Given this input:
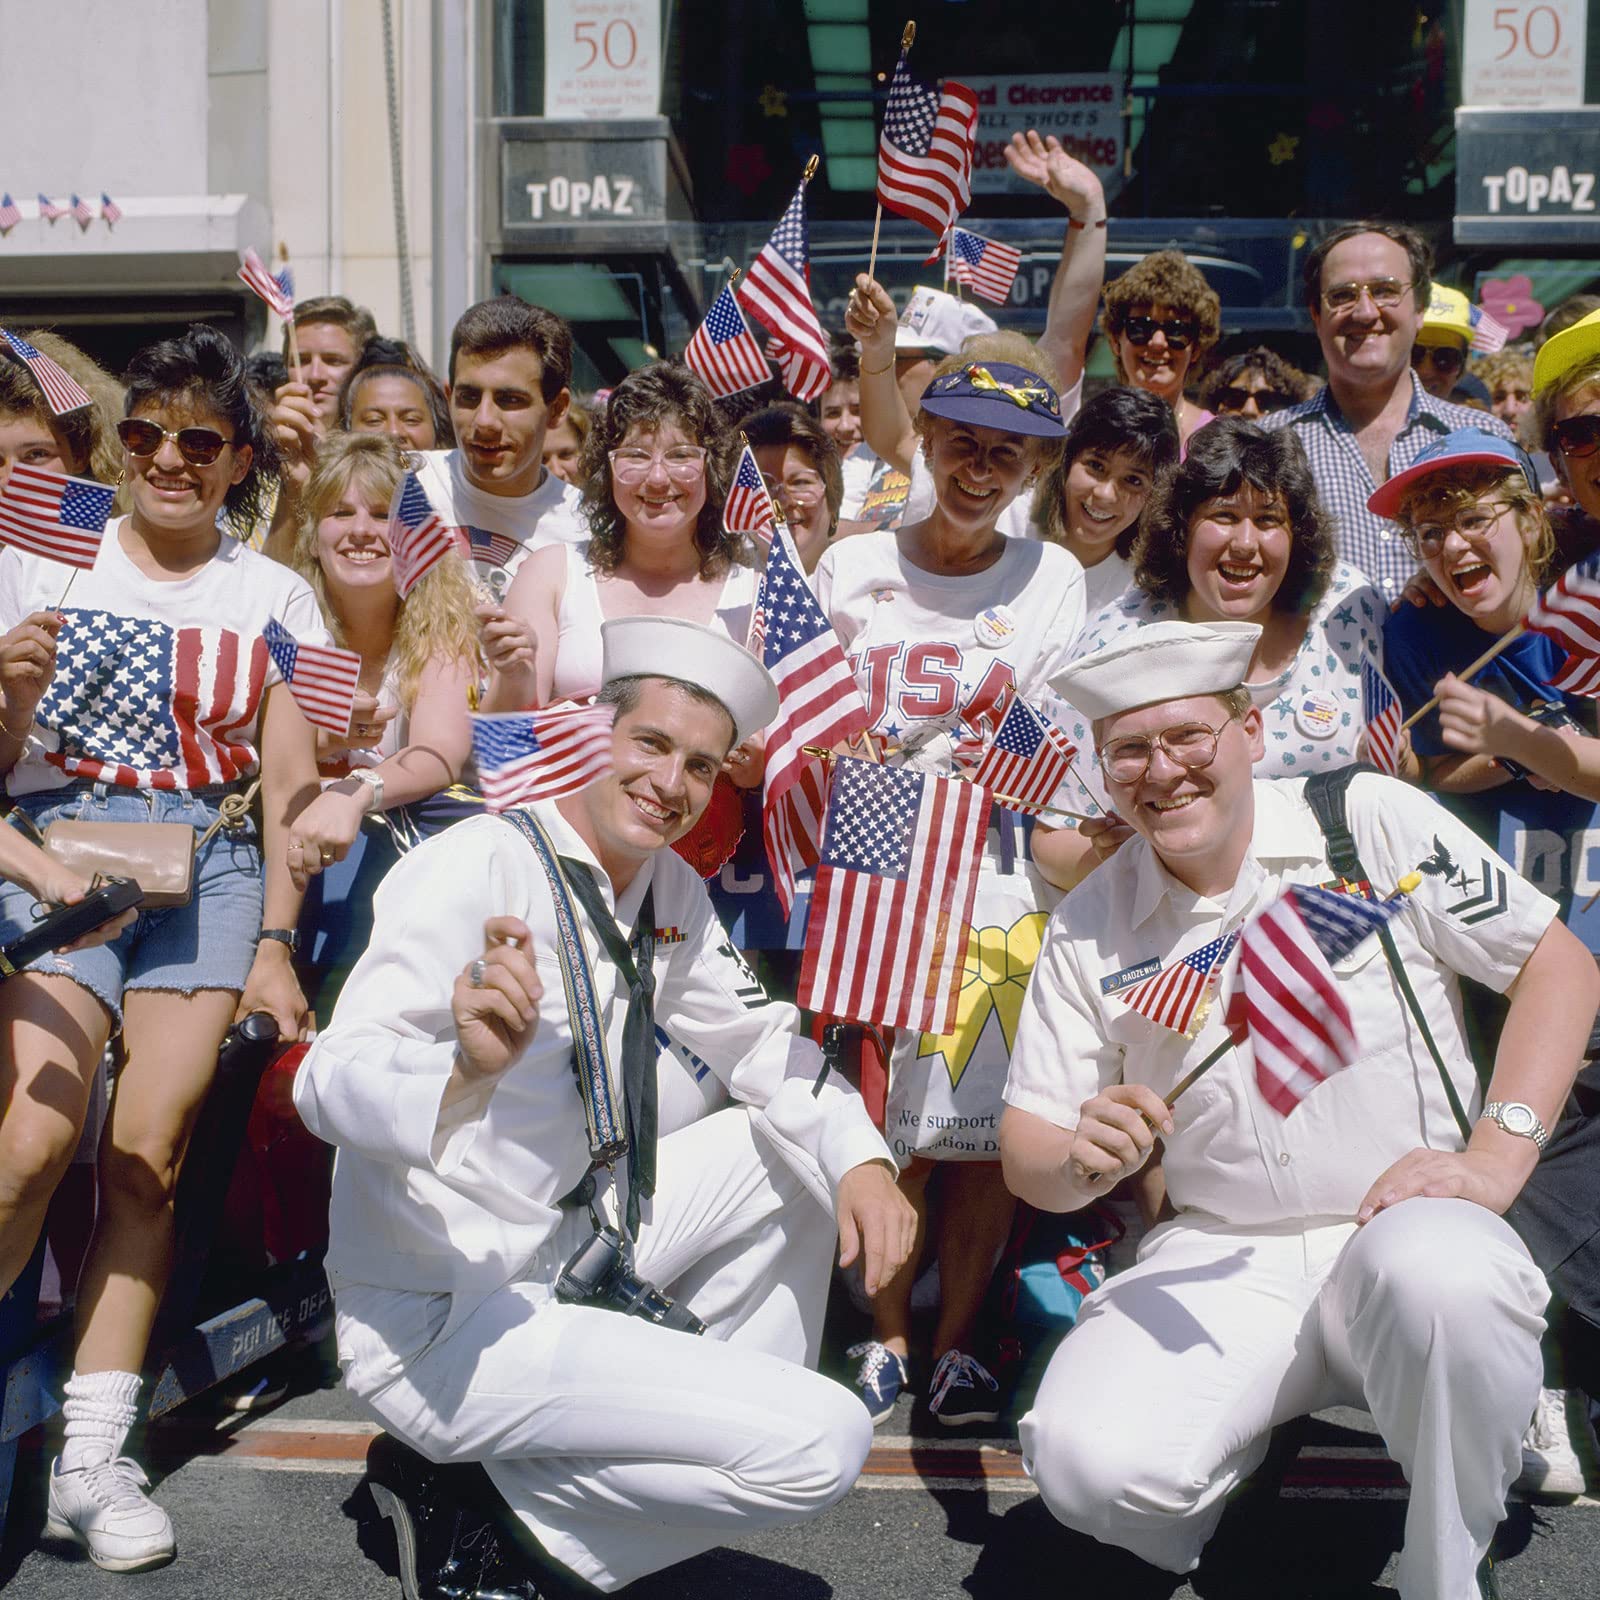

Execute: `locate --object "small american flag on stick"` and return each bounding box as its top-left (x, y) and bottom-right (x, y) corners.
top-left (684, 283), bottom-right (772, 399)
top-left (969, 697), bottom-right (1075, 817)
top-left (1232, 884), bottom-right (1403, 1115)
top-left (0, 194), bottom-right (20, 232)
top-left (1361, 656), bottom-right (1403, 776)
top-left (470, 704), bottom-right (616, 809)
top-left (238, 247), bottom-right (295, 320)
top-left (949, 229), bottom-right (1022, 305)
top-left (0, 464), bottom-right (114, 568)
top-left (99, 193), bottom-right (124, 227)
top-left (388, 472), bottom-right (458, 598)
top-left (799, 756), bottom-right (990, 1034)
top-left (1118, 930), bottom-right (1237, 1037)
top-left (1, 328), bottom-right (93, 416)
top-left (1526, 554), bottom-right (1600, 695)
top-left (37, 194), bottom-right (65, 222)
top-left (876, 53), bottom-right (979, 244)
top-left (262, 619), bottom-right (361, 737)
top-left (69, 194), bottom-right (93, 227)
top-left (736, 178), bottom-right (832, 403)
top-left (724, 444), bottom-right (776, 540)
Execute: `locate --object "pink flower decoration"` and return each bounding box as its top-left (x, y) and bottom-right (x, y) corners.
top-left (1478, 275), bottom-right (1545, 339)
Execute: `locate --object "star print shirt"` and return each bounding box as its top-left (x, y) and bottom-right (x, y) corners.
top-left (0, 519), bottom-right (331, 795)
top-left (1055, 561), bottom-right (1385, 813)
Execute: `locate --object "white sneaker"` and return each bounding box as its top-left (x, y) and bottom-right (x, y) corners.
top-left (45, 1454), bottom-right (176, 1571)
top-left (1516, 1387), bottom-right (1588, 1498)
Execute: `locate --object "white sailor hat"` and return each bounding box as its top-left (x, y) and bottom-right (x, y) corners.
top-left (600, 617), bottom-right (778, 745)
top-left (1050, 620), bottom-right (1261, 722)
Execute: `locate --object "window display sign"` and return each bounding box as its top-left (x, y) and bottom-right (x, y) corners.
top-left (964, 75), bottom-right (1124, 200)
top-left (1462, 0), bottom-right (1586, 107)
top-left (544, 0), bottom-right (661, 120)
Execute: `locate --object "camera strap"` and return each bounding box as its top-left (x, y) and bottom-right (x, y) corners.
top-left (499, 806), bottom-right (657, 1239)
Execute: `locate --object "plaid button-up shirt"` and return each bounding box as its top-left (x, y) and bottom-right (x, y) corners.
top-left (1262, 370), bottom-right (1513, 606)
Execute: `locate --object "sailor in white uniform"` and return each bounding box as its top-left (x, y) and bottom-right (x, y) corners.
top-left (1001, 620), bottom-right (1599, 1600)
top-left (296, 616), bottom-right (915, 1598)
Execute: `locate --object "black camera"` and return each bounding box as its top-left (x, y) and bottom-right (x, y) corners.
top-left (555, 1226), bottom-right (706, 1336)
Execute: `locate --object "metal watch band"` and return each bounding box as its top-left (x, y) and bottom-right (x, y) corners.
top-left (257, 927), bottom-right (299, 955)
top-left (1480, 1101), bottom-right (1549, 1150)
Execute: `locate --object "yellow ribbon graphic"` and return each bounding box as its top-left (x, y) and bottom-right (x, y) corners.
top-left (916, 911), bottom-right (1047, 1090)
top-left (965, 365), bottom-right (1055, 412)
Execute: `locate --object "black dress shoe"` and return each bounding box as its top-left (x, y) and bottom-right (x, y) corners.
top-left (366, 1434), bottom-right (546, 1600)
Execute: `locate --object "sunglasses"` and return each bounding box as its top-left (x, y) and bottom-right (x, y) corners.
top-left (1550, 414), bottom-right (1600, 460)
top-left (1214, 385), bottom-right (1293, 414)
top-left (116, 418), bottom-right (232, 466)
top-left (1122, 316), bottom-right (1198, 351)
top-left (1411, 344), bottom-right (1466, 376)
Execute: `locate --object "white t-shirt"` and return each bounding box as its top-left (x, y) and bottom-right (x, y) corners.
top-left (413, 451), bottom-right (586, 603)
top-left (0, 520), bottom-right (330, 795)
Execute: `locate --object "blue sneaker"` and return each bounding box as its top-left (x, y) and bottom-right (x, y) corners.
top-left (928, 1350), bottom-right (1000, 1427)
top-left (847, 1340), bottom-right (909, 1425)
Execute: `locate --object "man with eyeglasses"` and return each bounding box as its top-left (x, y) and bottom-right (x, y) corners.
top-left (1000, 619), bottom-right (1597, 1600)
top-left (1262, 223), bottom-right (1513, 608)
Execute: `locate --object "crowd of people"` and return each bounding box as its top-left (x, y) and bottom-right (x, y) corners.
top-left (0, 125), bottom-right (1598, 1600)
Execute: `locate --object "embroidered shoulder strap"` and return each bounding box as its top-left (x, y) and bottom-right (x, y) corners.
top-left (498, 807), bottom-right (629, 1169)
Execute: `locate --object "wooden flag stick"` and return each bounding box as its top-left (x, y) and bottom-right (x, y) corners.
top-left (867, 22), bottom-right (917, 281)
top-left (1400, 622), bottom-right (1526, 732)
top-left (279, 247), bottom-right (303, 384)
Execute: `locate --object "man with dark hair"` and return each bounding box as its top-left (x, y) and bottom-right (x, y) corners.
top-left (416, 295), bottom-right (585, 600)
top-left (1263, 222), bottom-right (1512, 607)
top-left (1003, 619), bottom-right (1598, 1600)
top-left (297, 617), bottom-right (913, 1598)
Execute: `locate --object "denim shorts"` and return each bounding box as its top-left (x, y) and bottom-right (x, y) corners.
top-left (0, 783), bottom-right (264, 1029)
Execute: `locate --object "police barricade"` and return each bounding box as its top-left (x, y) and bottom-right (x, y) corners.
top-left (0, 1012), bottom-right (324, 1542)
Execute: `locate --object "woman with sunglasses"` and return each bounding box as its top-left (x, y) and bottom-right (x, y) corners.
top-left (1100, 249), bottom-right (1222, 450)
top-left (1533, 313), bottom-right (1600, 564)
top-left (1200, 346), bottom-right (1318, 422)
top-left (0, 325), bottom-right (325, 1571)
top-left (1378, 430), bottom-right (1592, 876)
top-left (814, 324), bottom-right (1087, 1431)
top-left (1053, 420), bottom-right (1383, 883)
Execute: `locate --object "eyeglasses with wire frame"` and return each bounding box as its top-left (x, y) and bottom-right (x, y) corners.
top-left (1096, 715), bottom-right (1240, 785)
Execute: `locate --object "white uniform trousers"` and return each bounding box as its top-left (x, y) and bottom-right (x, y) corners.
top-left (1018, 1198), bottom-right (1548, 1600)
top-left (334, 1107), bottom-right (856, 1591)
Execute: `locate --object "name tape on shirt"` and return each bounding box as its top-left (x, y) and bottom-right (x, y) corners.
top-left (1100, 956), bottom-right (1161, 995)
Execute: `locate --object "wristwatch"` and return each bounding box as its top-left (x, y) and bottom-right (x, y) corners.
top-left (1480, 1101), bottom-right (1548, 1150)
top-left (344, 767), bottom-right (385, 812)
top-left (257, 927), bottom-right (300, 956)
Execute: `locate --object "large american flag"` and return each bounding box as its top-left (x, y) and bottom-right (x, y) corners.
top-left (949, 229), bottom-right (1022, 305)
top-left (237, 247), bottom-right (295, 320)
top-left (799, 756), bottom-right (990, 1033)
top-left (1119, 930), bottom-right (1237, 1037)
top-left (1361, 655), bottom-right (1403, 775)
top-left (388, 471), bottom-right (458, 598)
top-left (1526, 553), bottom-right (1600, 695)
top-left (876, 54), bottom-right (979, 243)
top-left (684, 283), bottom-right (771, 399)
top-left (37, 194), bottom-right (65, 222)
top-left (0, 464), bottom-right (114, 568)
top-left (760, 526), bottom-right (870, 912)
top-left (0, 194), bottom-right (20, 231)
top-left (470, 704), bottom-right (615, 810)
top-left (262, 619), bottom-right (361, 737)
top-left (969, 697), bottom-right (1075, 816)
top-left (724, 444), bottom-right (776, 541)
top-left (1233, 884), bottom-right (1402, 1116)
top-left (37, 608), bottom-right (272, 788)
top-left (1, 329), bottom-right (94, 416)
top-left (736, 179), bottom-right (831, 403)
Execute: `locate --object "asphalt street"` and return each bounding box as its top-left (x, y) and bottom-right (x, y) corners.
top-left (3, 1342), bottom-right (1597, 1600)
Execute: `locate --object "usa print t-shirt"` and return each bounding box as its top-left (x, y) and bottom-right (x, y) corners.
top-left (0, 519), bottom-right (330, 796)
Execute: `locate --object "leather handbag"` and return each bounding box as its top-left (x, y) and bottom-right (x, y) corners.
top-left (26, 780), bottom-right (260, 910)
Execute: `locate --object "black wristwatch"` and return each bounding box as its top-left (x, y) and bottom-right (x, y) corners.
top-left (257, 927), bottom-right (300, 955)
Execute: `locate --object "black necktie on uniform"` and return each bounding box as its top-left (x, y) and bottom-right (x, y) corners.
top-left (560, 859), bottom-right (657, 1238)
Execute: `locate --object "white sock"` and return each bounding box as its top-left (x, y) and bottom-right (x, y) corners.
top-left (59, 1370), bottom-right (142, 1473)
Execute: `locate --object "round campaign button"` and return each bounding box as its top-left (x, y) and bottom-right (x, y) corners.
top-left (974, 605), bottom-right (1017, 649)
top-left (1295, 691), bottom-right (1341, 741)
